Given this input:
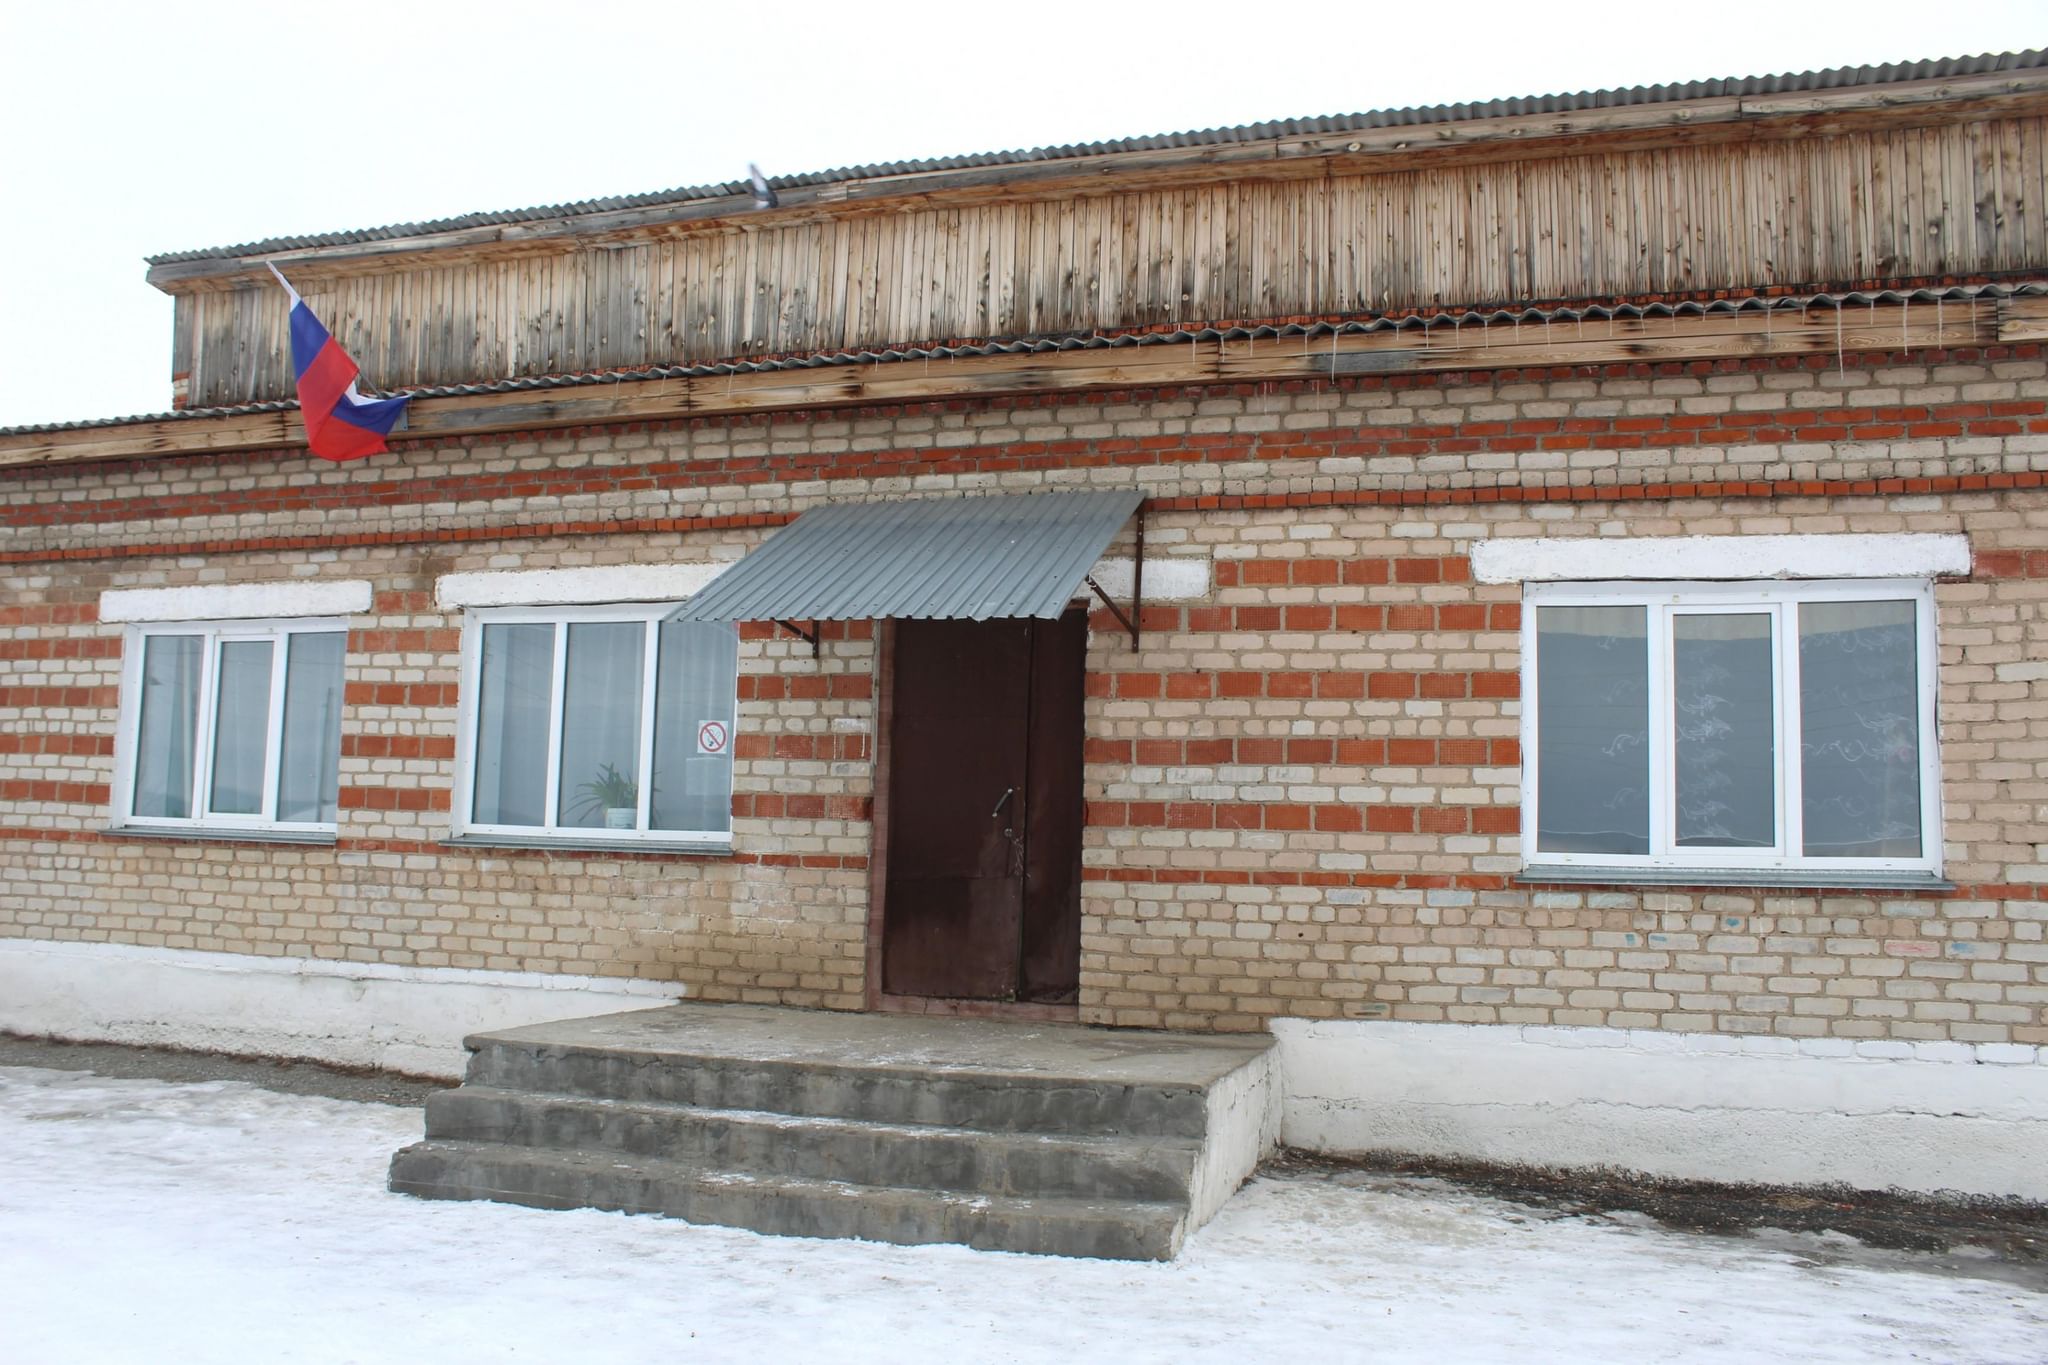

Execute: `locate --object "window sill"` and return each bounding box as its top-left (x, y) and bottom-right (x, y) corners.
top-left (1516, 866), bottom-right (1953, 892)
top-left (440, 833), bottom-right (735, 857)
top-left (103, 825), bottom-right (339, 848)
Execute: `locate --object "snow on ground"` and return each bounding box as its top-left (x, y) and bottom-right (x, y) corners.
top-left (0, 1066), bottom-right (2041, 1365)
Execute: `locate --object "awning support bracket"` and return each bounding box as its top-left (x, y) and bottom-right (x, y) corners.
top-left (1083, 503), bottom-right (1145, 651)
top-left (777, 620), bottom-right (822, 659)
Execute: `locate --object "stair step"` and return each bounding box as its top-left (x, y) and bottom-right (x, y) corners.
top-left (465, 1039), bottom-right (1216, 1138)
top-left (388, 1139), bottom-right (1188, 1261)
top-left (424, 1086), bottom-right (1200, 1203)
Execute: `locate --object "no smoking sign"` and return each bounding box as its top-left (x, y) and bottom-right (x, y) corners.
top-left (695, 720), bottom-right (729, 755)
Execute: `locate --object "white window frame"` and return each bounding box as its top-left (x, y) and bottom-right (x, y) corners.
top-left (451, 602), bottom-right (738, 846)
top-left (111, 616), bottom-right (350, 836)
top-left (1520, 578), bottom-right (1941, 877)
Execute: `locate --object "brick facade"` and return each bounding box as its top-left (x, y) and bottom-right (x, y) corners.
top-left (4, 347), bottom-right (2045, 1043)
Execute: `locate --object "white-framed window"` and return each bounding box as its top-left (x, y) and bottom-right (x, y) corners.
top-left (452, 604), bottom-right (739, 845)
top-left (1521, 579), bottom-right (1940, 877)
top-left (112, 618), bottom-right (349, 835)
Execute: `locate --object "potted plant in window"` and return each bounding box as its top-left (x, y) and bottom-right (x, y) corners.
top-left (574, 763), bottom-right (639, 829)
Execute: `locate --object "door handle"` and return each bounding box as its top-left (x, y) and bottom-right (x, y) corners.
top-left (991, 785), bottom-right (1021, 873)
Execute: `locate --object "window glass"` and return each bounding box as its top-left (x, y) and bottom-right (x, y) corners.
top-left (1799, 600), bottom-right (1921, 858)
top-left (132, 634), bottom-right (203, 819)
top-left (556, 621), bottom-right (646, 830)
top-left (277, 632), bottom-right (346, 824)
top-left (651, 620), bottom-right (739, 833)
top-left (1524, 583), bottom-right (1935, 873)
top-left (1536, 604), bottom-right (1649, 855)
top-left (472, 622), bottom-right (555, 826)
top-left (1673, 613), bottom-right (1776, 849)
top-left (207, 640), bottom-right (274, 815)
top-left (463, 611), bottom-right (736, 839)
top-left (124, 622), bottom-right (347, 831)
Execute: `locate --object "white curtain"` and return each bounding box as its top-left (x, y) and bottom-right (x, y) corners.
top-left (1536, 605), bottom-right (1650, 855)
top-left (1800, 600), bottom-right (1920, 858)
top-left (277, 632), bottom-right (346, 823)
top-left (1672, 613), bottom-right (1775, 849)
top-left (651, 621), bottom-right (738, 834)
top-left (207, 641), bottom-right (275, 815)
top-left (472, 623), bottom-right (555, 826)
top-left (132, 635), bottom-right (203, 818)
top-left (556, 622), bottom-right (646, 829)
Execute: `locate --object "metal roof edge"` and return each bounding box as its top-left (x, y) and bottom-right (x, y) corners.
top-left (143, 50), bottom-right (2048, 271)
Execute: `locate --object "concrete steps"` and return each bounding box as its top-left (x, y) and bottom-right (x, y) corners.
top-left (421, 1087), bottom-right (1202, 1201)
top-left (388, 1003), bottom-right (1278, 1260)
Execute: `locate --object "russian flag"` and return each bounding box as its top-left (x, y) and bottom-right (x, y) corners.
top-left (267, 264), bottom-right (410, 461)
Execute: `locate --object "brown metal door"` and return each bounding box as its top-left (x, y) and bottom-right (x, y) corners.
top-left (881, 617), bottom-right (1033, 998)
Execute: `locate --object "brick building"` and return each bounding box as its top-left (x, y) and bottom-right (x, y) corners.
top-left (4, 53), bottom-right (2046, 1197)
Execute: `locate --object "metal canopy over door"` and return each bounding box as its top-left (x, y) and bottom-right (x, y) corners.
top-left (669, 490), bottom-right (1139, 1008)
top-left (882, 609), bottom-right (1086, 1003)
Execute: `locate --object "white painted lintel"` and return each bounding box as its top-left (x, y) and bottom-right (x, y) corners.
top-left (100, 580), bottom-right (373, 623)
top-left (437, 564), bottom-right (728, 610)
top-left (1471, 533), bottom-right (1972, 584)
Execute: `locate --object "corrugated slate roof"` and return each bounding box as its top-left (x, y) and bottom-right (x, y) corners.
top-left (145, 50), bottom-right (2046, 267)
top-left (668, 490), bottom-right (1144, 623)
top-left (7, 280), bottom-right (2039, 439)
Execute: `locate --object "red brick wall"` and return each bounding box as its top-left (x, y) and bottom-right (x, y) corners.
top-left (1, 346), bottom-right (2044, 1042)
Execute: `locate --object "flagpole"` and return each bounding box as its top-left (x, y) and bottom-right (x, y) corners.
top-left (264, 261), bottom-right (300, 306)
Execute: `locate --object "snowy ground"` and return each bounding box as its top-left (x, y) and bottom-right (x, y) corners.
top-left (1, 1066), bottom-right (2042, 1365)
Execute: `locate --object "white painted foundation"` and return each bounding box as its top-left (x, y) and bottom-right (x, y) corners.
top-left (1273, 1019), bottom-right (2048, 1201)
top-left (0, 939), bottom-right (682, 1079)
top-left (9, 940), bottom-right (2038, 1202)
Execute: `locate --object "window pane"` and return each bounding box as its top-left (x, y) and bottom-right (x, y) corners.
top-left (557, 622), bottom-right (646, 830)
top-left (1800, 600), bottom-right (1922, 858)
top-left (207, 640), bottom-right (274, 815)
top-left (277, 632), bottom-right (346, 824)
top-left (472, 623), bottom-right (555, 826)
top-left (651, 621), bottom-right (738, 834)
top-left (132, 634), bottom-right (203, 818)
top-left (1673, 613), bottom-right (1776, 849)
top-left (1537, 605), bottom-right (1649, 855)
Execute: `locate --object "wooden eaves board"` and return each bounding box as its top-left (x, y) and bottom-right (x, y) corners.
top-left (4, 296), bottom-right (2042, 471)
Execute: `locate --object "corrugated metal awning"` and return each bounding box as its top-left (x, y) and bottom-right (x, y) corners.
top-left (669, 490), bottom-right (1143, 623)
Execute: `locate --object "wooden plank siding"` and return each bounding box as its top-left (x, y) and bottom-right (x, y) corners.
top-left (162, 113), bottom-right (2048, 407)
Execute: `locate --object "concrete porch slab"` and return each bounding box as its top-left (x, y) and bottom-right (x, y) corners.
top-left (468, 1002), bottom-right (1275, 1087)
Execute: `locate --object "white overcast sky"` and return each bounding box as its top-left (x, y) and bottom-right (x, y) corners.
top-left (1, 0), bottom-right (2043, 428)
